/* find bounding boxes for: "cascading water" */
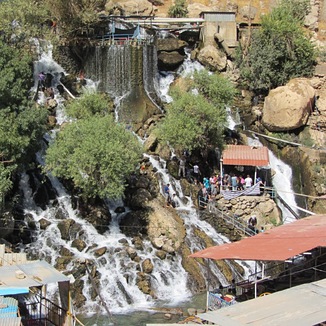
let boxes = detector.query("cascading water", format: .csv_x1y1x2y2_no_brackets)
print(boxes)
248,137,299,222
19,41,256,324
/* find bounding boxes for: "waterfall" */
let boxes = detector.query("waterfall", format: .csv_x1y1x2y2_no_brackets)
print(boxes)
84,45,132,96
248,137,299,222
18,42,257,318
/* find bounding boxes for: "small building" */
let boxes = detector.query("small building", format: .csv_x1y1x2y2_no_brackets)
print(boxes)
199,12,237,48
220,145,270,186
0,245,75,325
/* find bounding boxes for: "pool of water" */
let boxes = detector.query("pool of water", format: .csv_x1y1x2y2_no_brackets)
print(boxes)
78,293,207,326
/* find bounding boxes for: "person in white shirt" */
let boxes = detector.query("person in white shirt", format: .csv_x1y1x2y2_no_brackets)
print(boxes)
244,174,253,188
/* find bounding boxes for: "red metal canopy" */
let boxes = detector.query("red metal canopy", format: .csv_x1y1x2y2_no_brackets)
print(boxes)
222,145,269,167
190,215,326,261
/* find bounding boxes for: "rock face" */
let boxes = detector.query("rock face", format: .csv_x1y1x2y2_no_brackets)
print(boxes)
262,78,315,132
197,45,227,71
214,194,282,230
105,0,154,15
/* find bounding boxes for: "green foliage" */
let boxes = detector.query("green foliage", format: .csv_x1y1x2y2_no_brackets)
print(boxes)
237,0,316,93
44,0,105,36
65,92,112,119
0,164,13,198
277,0,310,22
45,115,143,199
0,0,50,46
0,106,48,164
0,41,33,108
193,70,237,108
318,47,326,63
0,39,48,204
158,70,235,152
168,0,188,18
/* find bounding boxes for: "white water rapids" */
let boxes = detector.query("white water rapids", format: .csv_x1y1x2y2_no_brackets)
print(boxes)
20,42,299,318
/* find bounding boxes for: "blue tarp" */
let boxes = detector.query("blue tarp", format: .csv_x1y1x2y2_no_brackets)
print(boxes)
0,287,29,296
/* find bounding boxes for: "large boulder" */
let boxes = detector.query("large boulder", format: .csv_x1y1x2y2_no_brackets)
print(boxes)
147,198,186,252
197,45,227,71
262,78,315,132
105,0,154,15
156,39,188,52
158,51,186,71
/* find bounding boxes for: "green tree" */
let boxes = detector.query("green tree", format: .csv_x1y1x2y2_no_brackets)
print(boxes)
65,92,113,119
45,115,143,199
158,70,235,152
237,0,316,93
0,0,50,47
0,40,48,207
0,40,34,108
43,0,105,37
168,0,188,18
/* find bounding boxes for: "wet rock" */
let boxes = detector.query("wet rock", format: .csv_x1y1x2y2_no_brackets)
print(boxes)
71,239,87,252
84,205,111,234
71,279,86,308
158,51,185,71
155,250,167,260
114,206,125,214
144,133,158,153
118,238,129,245
59,246,73,257
120,210,148,237
126,247,138,260
117,280,133,304
94,246,107,257
136,272,152,295
132,236,144,250
55,207,69,220
142,258,154,273
39,218,51,230
57,219,76,240
128,188,152,209
55,256,73,270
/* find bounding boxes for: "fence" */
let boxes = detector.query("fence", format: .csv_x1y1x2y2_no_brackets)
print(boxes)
206,202,256,237
24,295,67,326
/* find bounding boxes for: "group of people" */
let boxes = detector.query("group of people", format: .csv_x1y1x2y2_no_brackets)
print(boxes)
222,173,254,191
164,183,178,208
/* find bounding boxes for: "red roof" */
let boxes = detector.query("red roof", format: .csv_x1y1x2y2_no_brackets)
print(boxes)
190,215,326,261
222,145,269,166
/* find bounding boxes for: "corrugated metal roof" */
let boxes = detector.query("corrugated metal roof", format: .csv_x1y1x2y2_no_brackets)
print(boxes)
197,278,326,325
0,260,69,292
190,214,326,261
222,145,269,167
0,317,21,326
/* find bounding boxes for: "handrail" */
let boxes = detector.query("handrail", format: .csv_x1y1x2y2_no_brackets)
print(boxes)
243,250,326,286
207,202,256,237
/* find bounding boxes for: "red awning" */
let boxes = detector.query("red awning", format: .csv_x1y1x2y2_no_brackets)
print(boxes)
189,215,326,261
222,145,269,166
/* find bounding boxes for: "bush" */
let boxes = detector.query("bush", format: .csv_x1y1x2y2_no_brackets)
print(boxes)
168,0,188,18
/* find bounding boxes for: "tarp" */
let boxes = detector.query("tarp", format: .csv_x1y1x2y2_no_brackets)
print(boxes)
220,182,261,200
190,214,326,261
0,287,29,296
222,145,269,167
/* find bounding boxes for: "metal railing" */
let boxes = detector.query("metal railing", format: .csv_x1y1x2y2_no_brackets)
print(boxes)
206,202,256,237
24,295,67,326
